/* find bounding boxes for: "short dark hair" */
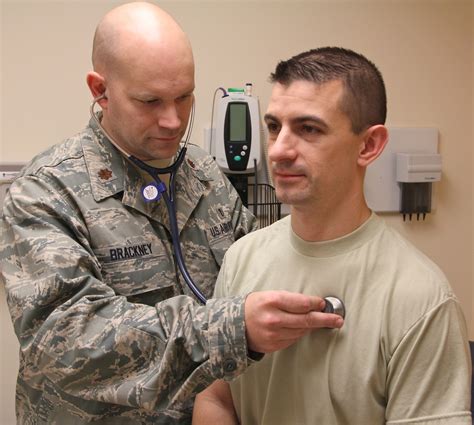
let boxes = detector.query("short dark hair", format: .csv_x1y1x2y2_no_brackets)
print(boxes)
270,47,387,134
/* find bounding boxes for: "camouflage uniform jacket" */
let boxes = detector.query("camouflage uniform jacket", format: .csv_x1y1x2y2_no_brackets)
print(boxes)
0,119,258,424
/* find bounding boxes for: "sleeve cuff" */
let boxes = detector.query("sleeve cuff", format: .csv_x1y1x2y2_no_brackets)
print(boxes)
205,295,250,380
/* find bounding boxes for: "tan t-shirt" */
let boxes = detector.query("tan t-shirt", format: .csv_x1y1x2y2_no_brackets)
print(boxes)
215,214,471,425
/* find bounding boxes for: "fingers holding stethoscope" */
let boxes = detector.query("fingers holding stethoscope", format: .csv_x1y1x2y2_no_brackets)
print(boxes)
244,291,345,353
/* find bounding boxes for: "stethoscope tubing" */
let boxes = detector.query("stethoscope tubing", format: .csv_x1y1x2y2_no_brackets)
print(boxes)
90,95,207,304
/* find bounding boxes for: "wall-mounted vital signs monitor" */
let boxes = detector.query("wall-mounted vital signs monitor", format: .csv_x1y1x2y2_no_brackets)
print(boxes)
213,86,261,174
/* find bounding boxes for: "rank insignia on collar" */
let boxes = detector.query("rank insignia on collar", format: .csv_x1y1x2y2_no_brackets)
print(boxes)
98,168,113,180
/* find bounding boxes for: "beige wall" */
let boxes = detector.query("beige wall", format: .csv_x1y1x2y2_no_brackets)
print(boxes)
1,1,473,423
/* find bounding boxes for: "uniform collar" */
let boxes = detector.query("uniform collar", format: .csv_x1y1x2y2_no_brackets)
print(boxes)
83,116,212,232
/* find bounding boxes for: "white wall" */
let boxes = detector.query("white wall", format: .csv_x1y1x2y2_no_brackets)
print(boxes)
1,1,473,423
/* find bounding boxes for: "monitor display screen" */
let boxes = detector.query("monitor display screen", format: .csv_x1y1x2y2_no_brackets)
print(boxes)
229,103,247,142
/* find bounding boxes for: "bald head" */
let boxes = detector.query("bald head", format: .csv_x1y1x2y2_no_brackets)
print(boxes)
92,2,193,78
87,2,195,162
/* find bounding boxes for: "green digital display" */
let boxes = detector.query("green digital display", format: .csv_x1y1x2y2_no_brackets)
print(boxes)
229,103,247,142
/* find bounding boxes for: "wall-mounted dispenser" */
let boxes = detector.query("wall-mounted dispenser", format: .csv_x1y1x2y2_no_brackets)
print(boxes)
396,153,442,221
364,128,442,220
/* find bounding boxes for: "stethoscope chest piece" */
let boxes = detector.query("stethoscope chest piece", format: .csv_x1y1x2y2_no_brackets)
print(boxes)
323,296,346,319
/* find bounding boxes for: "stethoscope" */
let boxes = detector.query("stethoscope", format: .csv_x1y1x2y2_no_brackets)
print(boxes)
90,93,207,304
90,94,346,318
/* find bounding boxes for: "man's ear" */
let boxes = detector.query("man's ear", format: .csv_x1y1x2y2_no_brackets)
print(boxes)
357,125,388,167
86,71,108,108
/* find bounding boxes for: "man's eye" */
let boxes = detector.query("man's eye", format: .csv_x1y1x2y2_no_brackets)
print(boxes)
177,94,192,102
302,125,321,135
138,98,161,105
266,122,280,134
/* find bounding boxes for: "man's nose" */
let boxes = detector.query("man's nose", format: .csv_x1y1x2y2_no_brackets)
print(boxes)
158,103,181,130
268,128,297,163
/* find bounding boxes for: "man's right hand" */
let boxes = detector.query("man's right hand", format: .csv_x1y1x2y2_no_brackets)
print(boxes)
244,291,344,353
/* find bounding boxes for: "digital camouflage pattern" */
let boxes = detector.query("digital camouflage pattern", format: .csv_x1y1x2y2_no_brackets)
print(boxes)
0,118,258,424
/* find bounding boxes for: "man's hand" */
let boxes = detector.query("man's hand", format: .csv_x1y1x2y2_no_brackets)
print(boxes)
244,291,344,353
